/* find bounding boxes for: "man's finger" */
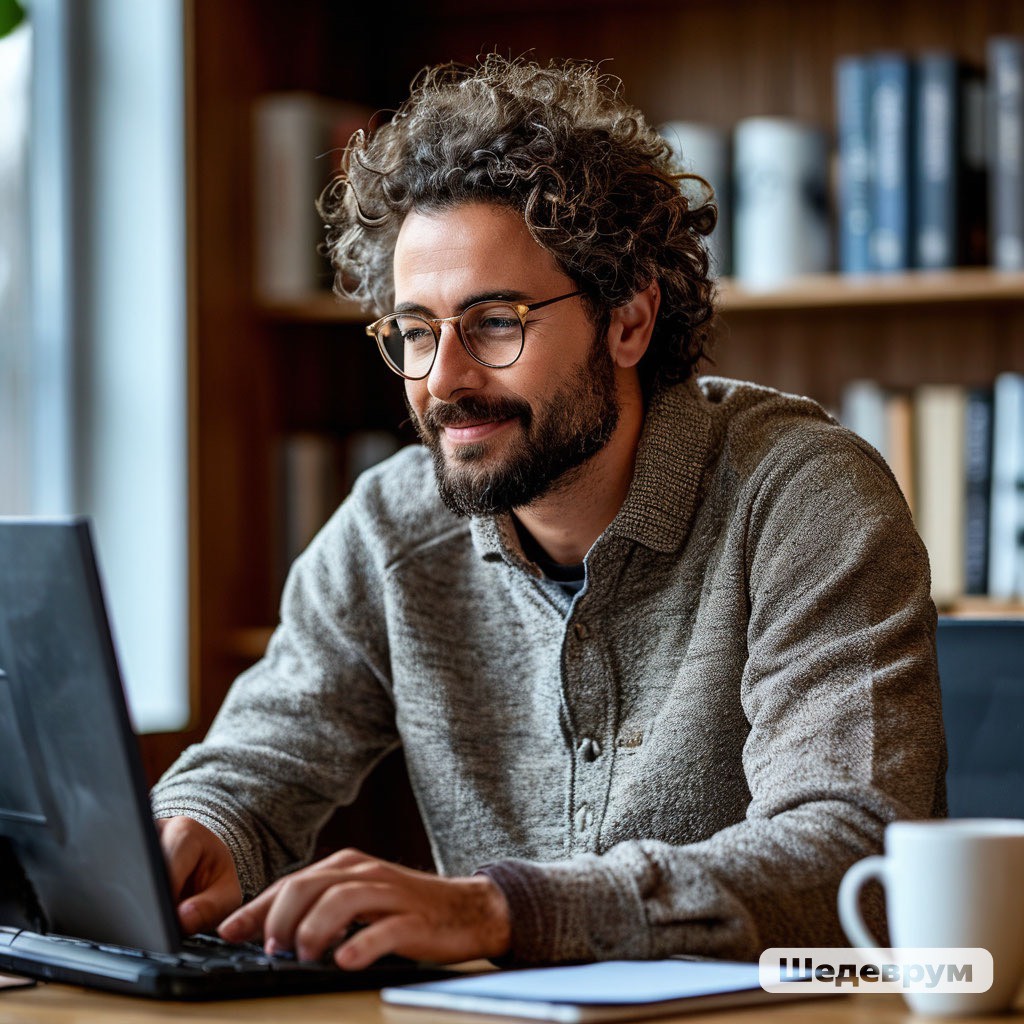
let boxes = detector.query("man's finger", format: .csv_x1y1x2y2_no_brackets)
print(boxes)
292,881,401,962
179,873,243,935
334,912,421,970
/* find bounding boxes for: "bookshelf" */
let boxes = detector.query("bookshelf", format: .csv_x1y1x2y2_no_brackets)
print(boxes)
265,271,1024,317
140,0,1024,849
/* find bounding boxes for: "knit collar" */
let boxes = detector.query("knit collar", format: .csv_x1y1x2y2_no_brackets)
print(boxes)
469,376,713,565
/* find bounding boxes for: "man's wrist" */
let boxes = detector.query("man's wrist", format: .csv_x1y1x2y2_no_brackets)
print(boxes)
469,874,512,959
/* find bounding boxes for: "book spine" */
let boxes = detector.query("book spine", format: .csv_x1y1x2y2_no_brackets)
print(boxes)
988,372,1024,598
252,92,335,302
840,378,888,458
914,53,959,269
958,67,989,266
836,56,873,274
278,431,346,582
870,53,914,272
987,37,1024,271
963,387,994,595
914,385,967,605
884,390,916,518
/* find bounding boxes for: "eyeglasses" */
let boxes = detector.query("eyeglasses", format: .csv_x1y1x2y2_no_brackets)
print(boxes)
365,290,584,380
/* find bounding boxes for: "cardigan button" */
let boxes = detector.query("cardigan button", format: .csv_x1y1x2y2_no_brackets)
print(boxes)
573,622,589,640
578,737,602,762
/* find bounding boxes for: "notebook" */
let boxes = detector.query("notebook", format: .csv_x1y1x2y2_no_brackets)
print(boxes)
0,516,452,999
382,959,800,1022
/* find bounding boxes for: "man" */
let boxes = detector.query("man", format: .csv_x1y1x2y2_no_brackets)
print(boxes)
153,54,945,971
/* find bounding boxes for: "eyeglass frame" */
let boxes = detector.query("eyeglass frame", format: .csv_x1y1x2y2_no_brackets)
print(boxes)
365,290,585,380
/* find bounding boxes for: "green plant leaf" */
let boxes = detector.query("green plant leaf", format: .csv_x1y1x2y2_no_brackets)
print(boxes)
0,0,27,39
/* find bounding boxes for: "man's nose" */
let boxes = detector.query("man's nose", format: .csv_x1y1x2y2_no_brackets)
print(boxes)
426,321,486,401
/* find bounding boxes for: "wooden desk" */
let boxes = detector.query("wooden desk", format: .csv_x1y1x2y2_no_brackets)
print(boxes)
2,982,1023,1024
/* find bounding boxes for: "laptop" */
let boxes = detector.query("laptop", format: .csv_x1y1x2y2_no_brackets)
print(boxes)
0,516,452,999
935,616,1024,819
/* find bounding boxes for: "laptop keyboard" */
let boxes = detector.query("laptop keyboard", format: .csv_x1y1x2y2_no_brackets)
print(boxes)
45,929,354,974
0,924,456,997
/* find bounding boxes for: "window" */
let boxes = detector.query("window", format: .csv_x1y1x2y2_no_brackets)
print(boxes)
5,0,189,732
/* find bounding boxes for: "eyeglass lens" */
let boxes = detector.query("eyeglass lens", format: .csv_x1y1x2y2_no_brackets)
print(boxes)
375,302,525,378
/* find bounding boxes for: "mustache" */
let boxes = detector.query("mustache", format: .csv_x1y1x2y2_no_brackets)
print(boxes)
423,395,532,431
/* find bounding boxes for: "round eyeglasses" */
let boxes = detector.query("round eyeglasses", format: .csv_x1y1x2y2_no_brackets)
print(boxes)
365,290,584,380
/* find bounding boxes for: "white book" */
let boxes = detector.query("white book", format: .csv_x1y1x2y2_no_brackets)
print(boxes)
988,372,1024,598
841,379,888,459
914,385,967,605
252,93,367,301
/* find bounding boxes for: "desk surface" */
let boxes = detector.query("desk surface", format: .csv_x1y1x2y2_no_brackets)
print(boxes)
2,982,1023,1024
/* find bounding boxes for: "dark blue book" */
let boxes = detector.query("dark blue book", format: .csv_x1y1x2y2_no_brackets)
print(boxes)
870,52,914,272
988,36,1024,271
913,54,987,269
914,53,959,269
836,56,873,273
963,387,994,595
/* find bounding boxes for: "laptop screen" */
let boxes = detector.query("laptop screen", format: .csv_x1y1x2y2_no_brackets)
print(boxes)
936,616,1024,819
0,517,181,953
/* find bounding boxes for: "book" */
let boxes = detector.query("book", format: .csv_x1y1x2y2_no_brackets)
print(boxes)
987,37,1024,271
988,372,1024,598
382,959,789,1023
252,92,372,301
660,122,732,276
840,378,888,458
870,53,914,272
279,431,347,571
885,390,916,518
958,64,990,266
836,56,874,274
342,429,400,494
914,385,967,605
913,52,960,269
963,387,994,595
732,117,831,287
278,430,400,577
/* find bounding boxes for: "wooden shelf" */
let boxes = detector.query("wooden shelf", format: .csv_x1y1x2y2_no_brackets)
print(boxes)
258,292,367,324
943,597,1024,619
257,271,1024,324
719,269,1024,312
226,626,276,661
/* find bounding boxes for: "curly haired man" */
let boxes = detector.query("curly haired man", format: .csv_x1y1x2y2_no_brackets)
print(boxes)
153,55,945,970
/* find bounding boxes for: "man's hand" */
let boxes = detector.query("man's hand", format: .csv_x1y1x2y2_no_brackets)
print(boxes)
217,848,511,969
156,816,243,935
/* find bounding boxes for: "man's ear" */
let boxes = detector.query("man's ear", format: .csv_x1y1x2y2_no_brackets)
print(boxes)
607,281,660,369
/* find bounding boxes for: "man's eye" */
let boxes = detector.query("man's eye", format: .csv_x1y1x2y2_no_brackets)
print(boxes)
478,316,519,331
402,328,432,344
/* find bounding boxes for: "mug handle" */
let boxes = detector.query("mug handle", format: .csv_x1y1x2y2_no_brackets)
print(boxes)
837,854,888,949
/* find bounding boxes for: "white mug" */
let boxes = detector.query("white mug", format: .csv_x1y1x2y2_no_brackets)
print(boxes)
838,819,1024,1015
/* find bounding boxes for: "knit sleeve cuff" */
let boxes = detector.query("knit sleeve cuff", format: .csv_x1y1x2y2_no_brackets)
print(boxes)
476,850,652,964
151,788,268,900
